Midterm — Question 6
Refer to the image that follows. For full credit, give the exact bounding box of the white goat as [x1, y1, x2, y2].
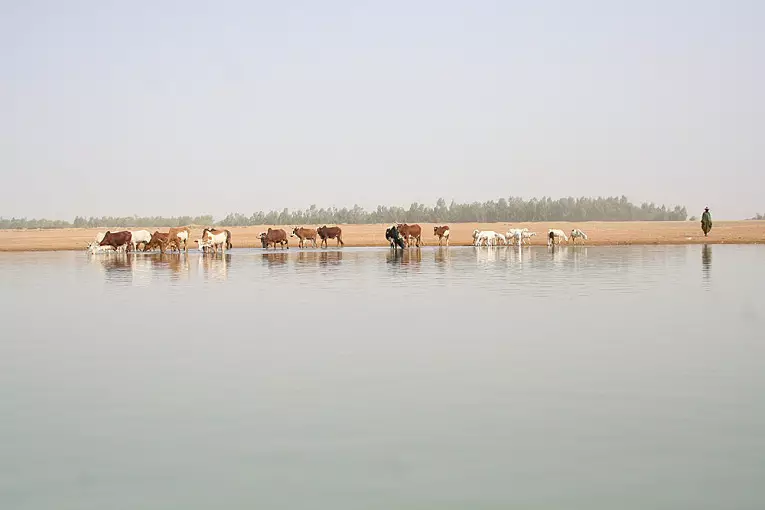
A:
[570, 228, 588, 244]
[474, 230, 500, 247]
[547, 229, 569, 246]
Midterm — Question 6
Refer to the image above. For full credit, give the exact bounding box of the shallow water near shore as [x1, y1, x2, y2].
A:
[1, 245, 764, 510]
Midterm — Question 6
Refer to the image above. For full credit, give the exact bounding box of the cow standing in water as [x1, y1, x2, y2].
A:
[99, 231, 132, 251]
[144, 231, 171, 253]
[166, 226, 191, 252]
[202, 228, 232, 250]
[317, 226, 344, 248]
[433, 225, 450, 246]
[260, 228, 289, 249]
[385, 225, 406, 249]
[197, 228, 232, 254]
[397, 223, 423, 247]
[291, 227, 318, 248]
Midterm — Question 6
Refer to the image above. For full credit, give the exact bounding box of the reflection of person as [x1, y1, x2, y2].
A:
[701, 207, 712, 237]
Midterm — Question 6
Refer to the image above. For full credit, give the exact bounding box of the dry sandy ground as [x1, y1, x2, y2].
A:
[0, 221, 763, 252]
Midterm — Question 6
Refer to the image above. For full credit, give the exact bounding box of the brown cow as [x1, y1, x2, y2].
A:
[99, 231, 132, 250]
[291, 227, 318, 248]
[144, 231, 171, 253]
[397, 223, 423, 247]
[433, 225, 450, 246]
[202, 228, 233, 250]
[317, 225, 344, 248]
[167, 226, 191, 252]
[260, 228, 289, 249]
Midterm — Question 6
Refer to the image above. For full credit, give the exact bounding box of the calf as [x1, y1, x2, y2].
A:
[291, 227, 318, 248]
[317, 226, 344, 248]
[99, 231, 132, 250]
[433, 225, 450, 246]
[86, 241, 117, 254]
[260, 228, 289, 249]
[570, 228, 588, 244]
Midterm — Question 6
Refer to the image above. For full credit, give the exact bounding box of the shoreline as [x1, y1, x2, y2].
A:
[0, 221, 763, 252]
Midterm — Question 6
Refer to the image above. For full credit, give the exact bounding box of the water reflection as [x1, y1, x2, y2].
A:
[319, 251, 343, 266]
[91, 252, 134, 284]
[434, 247, 450, 265]
[199, 253, 230, 281]
[386, 247, 421, 265]
[262, 252, 288, 266]
[702, 244, 712, 280]
[149, 253, 190, 280]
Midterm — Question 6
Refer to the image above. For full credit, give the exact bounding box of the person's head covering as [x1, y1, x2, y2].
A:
[704, 207, 709, 211]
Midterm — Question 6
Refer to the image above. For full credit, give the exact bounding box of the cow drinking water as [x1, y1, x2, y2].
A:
[385, 225, 406, 249]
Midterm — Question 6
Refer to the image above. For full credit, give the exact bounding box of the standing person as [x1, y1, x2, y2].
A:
[701, 207, 712, 237]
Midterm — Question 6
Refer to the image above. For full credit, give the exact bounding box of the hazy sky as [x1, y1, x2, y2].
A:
[2, 0, 763, 220]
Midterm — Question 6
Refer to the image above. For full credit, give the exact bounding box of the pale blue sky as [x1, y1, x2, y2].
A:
[2, 0, 762, 220]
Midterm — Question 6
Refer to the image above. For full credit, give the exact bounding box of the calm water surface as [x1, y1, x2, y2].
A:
[1, 245, 764, 510]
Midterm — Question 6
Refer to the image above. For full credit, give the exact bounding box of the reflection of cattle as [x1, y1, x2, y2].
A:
[199, 253, 230, 281]
[260, 228, 289, 249]
[433, 225, 450, 246]
[319, 251, 343, 265]
[397, 223, 422, 247]
[144, 231, 170, 253]
[263, 252, 288, 266]
[99, 231, 132, 250]
[317, 226, 344, 248]
[385, 225, 406, 249]
[291, 227, 318, 248]
[167, 226, 191, 252]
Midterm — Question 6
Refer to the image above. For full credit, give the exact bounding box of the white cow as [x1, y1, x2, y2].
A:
[129, 230, 152, 252]
[521, 231, 537, 244]
[201, 230, 229, 254]
[570, 228, 588, 244]
[474, 230, 501, 247]
[547, 228, 569, 246]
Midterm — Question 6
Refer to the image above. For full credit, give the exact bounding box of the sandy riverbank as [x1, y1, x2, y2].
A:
[0, 221, 763, 252]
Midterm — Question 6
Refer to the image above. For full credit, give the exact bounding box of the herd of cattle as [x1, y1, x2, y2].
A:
[85, 224, 589, 254]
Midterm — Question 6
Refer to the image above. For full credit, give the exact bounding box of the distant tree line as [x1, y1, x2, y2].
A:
[0, 215, 214, 230]
[750, 213, 764, 220]
[0, 196, 688, 230]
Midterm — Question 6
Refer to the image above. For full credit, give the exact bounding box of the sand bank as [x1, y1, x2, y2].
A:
[0, 221, 763, 252]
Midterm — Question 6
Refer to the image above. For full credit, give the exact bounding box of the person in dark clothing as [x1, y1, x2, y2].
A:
[701, 207, 712, 237]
